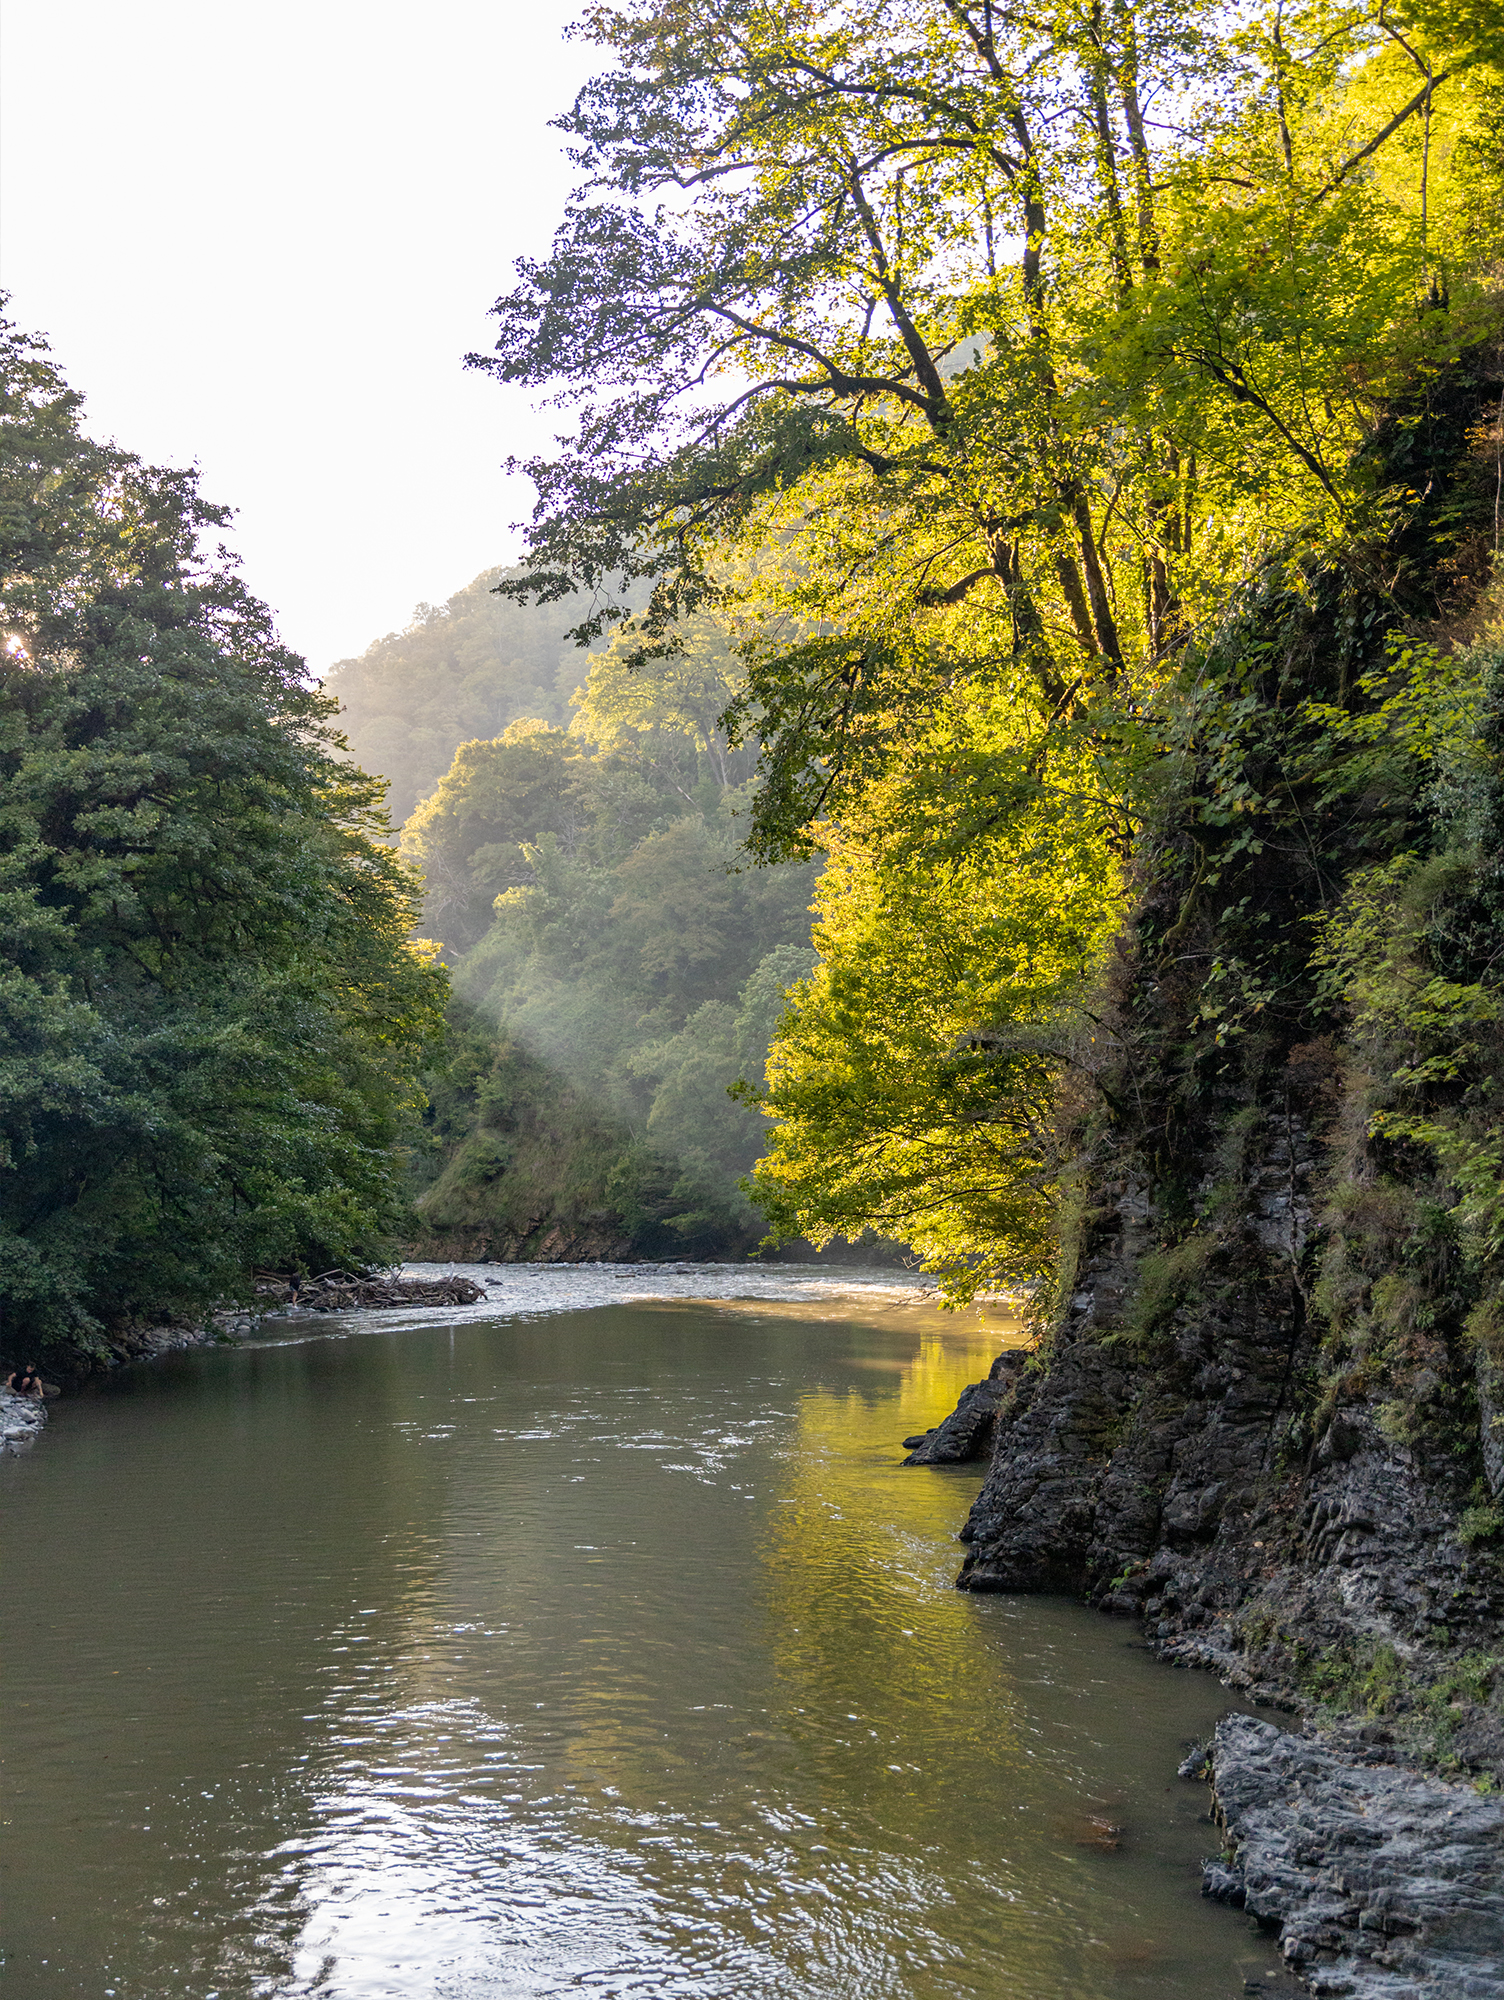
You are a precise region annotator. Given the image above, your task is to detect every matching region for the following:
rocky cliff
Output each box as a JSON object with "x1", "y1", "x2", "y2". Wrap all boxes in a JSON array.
[
  {"x1": 921, "y1": 349, "x2": 1504, "y2": 1990},
  {"x1": 957, "y1": 1115, "x2": 1503, "y2": 1764}
]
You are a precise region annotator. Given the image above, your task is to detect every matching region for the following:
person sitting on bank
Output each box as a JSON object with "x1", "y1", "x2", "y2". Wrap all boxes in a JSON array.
[{"x1": 6, "y1": 1363, "x2": 44, "y2": 1399}]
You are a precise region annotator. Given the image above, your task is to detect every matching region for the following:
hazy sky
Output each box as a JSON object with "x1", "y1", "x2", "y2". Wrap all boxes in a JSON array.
[{"x1": 1, "y1": 0, "x2": 597, "y2": 673}]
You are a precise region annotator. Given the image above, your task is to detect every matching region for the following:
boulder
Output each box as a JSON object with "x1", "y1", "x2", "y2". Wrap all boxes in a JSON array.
[
  {"x1": 904, "y1": 1350, "x2": 1027, "y2": 1464},
  {"x1": 1204, "y1": 1712, "x2": 1504, "y2": 1998}
]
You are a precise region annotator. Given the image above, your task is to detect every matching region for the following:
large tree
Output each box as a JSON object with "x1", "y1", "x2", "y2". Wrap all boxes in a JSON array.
[
  {"x1": 474, "y1": 0, "x2": 1503, "y2": 1283},
  {"x1": 476, "y1": 0, "x2": 1500, "y2": 696},
  {"x1": 0, "y1": 316, "x2": 446, "y2": 1360}
]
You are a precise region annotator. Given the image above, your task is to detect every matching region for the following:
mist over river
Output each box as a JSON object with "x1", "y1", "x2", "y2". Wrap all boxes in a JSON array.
[{"x1": 1, "y1": 1267, "x2": 1288, "y2": 1997}]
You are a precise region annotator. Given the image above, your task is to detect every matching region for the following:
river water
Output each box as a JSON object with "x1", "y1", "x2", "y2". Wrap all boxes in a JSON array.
[{"x1": 1, "y1": 1265, "x2": 1288, "y2": 1998}]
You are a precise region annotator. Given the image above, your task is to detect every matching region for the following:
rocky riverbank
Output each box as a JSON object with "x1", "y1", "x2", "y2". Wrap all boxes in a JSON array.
[
  {"x1": 16, "y1": 1273, "x2": 488, "y2": 1390},
  {"x1": 910, "y1": 1200, "x2": 1504, "y2": 1994},
  {"x1": 901, "y1": 1350, "x2": 1027, "y2": 1464},
  {"x1": 903, "y1": 397, "x2": 1504, "y2": 1985},
  {"x1": 36, "y1": 1312, "x2": 254, "y2": 1388},
  {"x1": 1198, "y1": 1713, "x2": 1504, "y2": 1998},
  {"x1": 1, "y1": 1386, "x2": 47, "y2": 1454},
  {"x1": 944, "y1": 1149, "x2": 1504, "y2": 1781}
]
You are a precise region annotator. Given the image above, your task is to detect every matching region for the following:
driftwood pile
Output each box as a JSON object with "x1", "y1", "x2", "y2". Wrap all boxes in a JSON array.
[{"x1": 255, "y1": 1270, "x2": 486, "y2": 1311}]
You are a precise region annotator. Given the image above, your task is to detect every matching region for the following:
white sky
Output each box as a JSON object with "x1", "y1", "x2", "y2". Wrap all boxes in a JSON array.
[{"x1": 0, "y1": 0, "x2": 596, "y2": 673}]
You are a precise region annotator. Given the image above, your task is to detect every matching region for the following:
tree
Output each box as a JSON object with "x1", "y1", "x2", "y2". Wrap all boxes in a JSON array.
[
  {"x1": 475, "y1": 0, "x2": 1501, "y2": 706},
  {"x1": 0, "y1": 314, "x2": 446, "y2": 1360},
  {"x1": 747, "y1": 781, "x2": 1121, "y2": 1297},
  {"x1": 400, "y1": 719, "x2": 593, "y2": 947},
  {"x1": 472, "y1": 0, "x2": 1503, "y2": 1286},
  {"x1": 325, "y1": 565, "x2": 610, "y2": 827},
  {"x1": 404, "y1": 702, "x2": 821, "y2": 1252},
  {"x1": 572, "y1": 609, "x2": 754, "y2": 790}
]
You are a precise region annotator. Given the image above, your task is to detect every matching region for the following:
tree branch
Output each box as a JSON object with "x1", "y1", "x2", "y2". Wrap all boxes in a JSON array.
[{"x1": 1316, "y1": 70, "x2": 1453, "y2": 199}]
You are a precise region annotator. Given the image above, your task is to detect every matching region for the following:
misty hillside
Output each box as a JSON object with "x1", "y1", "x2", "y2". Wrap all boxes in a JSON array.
[
  {"x1": 324, "y1": 567, "x2": 602, "y2": 826},
  {"x1": 327, "y1": 590, "x2": 826, "y2": 1260}
]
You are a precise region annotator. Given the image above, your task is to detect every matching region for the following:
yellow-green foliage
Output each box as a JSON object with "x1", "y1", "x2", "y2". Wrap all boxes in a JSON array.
[
  {"x1": 483, "y1": 0, "x2": 1504, "y2": 1302},
  {"x1": 1120, "y1": 1234, "x2": 1220, "y2": 1350},
  {"x1": 571, "y1": 612, "x2": 748, "y2": 791},
  {"x1": 749, "y1": 768, "x2": 1122, "y2": 1299},
  {"x1": 1312, "y1": 633, "x2": 1504, "y2": 1272}
]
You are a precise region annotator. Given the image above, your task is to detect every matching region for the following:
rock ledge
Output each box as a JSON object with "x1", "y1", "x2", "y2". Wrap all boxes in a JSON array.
[
  {"x1": 903, "y1": 1351, "x2": 1027, "y2": 1464},
  {"x1": 1206, "y1": 1712, "x2": 1504, "y2": 1997}
]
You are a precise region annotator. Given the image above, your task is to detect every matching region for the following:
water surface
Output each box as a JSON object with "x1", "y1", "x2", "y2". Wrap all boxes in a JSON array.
[{"x1": 1, "y1": 1267, "x2": 1288, "y2": 1997}]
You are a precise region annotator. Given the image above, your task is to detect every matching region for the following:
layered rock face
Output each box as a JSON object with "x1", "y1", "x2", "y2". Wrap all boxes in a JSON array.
[
  {"x1": 937, "y1": 406, "x2": 1504, "y2": 1986},
  {"x1": 953, "y1": 389, "x2": 1504, "y2": 1748},
  {"x1": 942, "y1": 1047, "x2": 1504, "y2": 1992},
  {"x1": 955, "y1": 1112, "x2": 1504, "y2": 1760},
  {"x1": 410, "y1": 1222, "x2": 637, "y2": 1264},
  {"x1": 903, "y1": 1350, "x2": 1026, "y2": 1464},
  {"x1": 1203, "y1": 1714, "x2": 1504, "y2": 1999}
]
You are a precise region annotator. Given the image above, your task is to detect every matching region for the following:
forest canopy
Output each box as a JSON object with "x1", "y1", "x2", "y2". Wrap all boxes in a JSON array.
[
  {"x1": 0, "y1": 315, "x2": 446, "y2": 1359},
  {"x1": 309, "y1": 528, "x2": 813, "y2": 1262},
  {"x1": 473, "y1": 0, "x2": 1504, "y2": 1295},
  {"x1": 398, "y1": 659, "x2": 818, "y2": 1256}
]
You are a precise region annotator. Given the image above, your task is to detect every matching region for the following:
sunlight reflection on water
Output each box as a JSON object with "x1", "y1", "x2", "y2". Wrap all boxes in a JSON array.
[{"x1": 0, "y1": 1274, "x2": 1290, "y2": 1999}]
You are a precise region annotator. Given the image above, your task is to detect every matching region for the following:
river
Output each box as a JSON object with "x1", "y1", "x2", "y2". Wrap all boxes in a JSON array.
[{"x1": 1, "y1": 1265, "x2": 1288, "y2": 1997}]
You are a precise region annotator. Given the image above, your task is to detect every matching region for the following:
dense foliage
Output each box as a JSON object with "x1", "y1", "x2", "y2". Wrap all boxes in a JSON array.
[
  {"x1": 748, "y1": 763, "x2": 1120, "y2": 1294},
  {"x1": 477, "y1": 0, "x2": 1504, "y2": 1292},
  {"x1": 401, "y1": 674, "x2": 817, "y2": 1254},
  {"x1": 397, "y1": 616, "x2": 757, "y2": 949},
  {"x1": 1305, "y1": 609, "x2": 1504, "y2": 1509},
  {"x1": 0, "y1": 318, "x2": 446, "y2": 1363}
]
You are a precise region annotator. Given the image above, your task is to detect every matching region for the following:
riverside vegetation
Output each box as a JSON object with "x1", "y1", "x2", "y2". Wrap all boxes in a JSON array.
[
  {"x1": 0, "y1": 342, "x2": 829, "y2": 1368},
  {"x1": 0, "y1": 329, "x2": 829, "y2": 1373},
  {"x1": 333, "y1": 600, "x2": 824, "y2": 1260},
  {"x1": 0, "y1": 314, "x2": 446, "y2": 1373}
]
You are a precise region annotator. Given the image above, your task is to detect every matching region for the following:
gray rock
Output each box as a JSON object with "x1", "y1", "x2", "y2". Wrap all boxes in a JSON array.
[
  {"x1": 1209, "y1": 1712, "x2": 1504, "y2": 1998},
  {"x1": 0, "y1": 1387, "x2": 47, "y2": 1454},
  {"x1": 1202, "y1": 1858, "x2": 1247, "y2": 1905},
  {"x1": 950, "y1": 1111, "x2": 1504, "y2": 1706},
  {"x1": 1179, "y1": 1740, "x2": 1212, "y2": 1779},
  {"x1": 904, "y1": 1351, "x2": 1027, "y2": 1464}
]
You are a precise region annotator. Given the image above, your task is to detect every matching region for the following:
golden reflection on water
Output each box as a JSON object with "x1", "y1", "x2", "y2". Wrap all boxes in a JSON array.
[
  {"x1": 701, "y1": 1291, "x2": 1024, "y2": 1344},
  {"x1": 0, "y1": 1296, "x2": 1289, "y2": 2000}
]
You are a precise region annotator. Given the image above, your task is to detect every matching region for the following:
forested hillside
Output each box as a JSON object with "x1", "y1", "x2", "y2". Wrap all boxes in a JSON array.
[
  {"x1": 323, "y1": 567, "x2": 600, "y2": 826},
  {"x1": 470, "y1": 0, "x2": 1504, "y2": 1808},
  {"x1": 398, "y1": 636, "x2": 820, "y2": 1258},
  {"x1": 0, "y1": 316, "x2": 445, "y2": 1370},
  {"x1": 319, "y1": 534, "x2": 830, "y2": 1259}
]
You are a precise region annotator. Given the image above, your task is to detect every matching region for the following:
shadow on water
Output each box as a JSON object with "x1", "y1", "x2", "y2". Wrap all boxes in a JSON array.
[{"x1": 0, "y1": 1279, "x2": 1293, "y2": 1998}]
